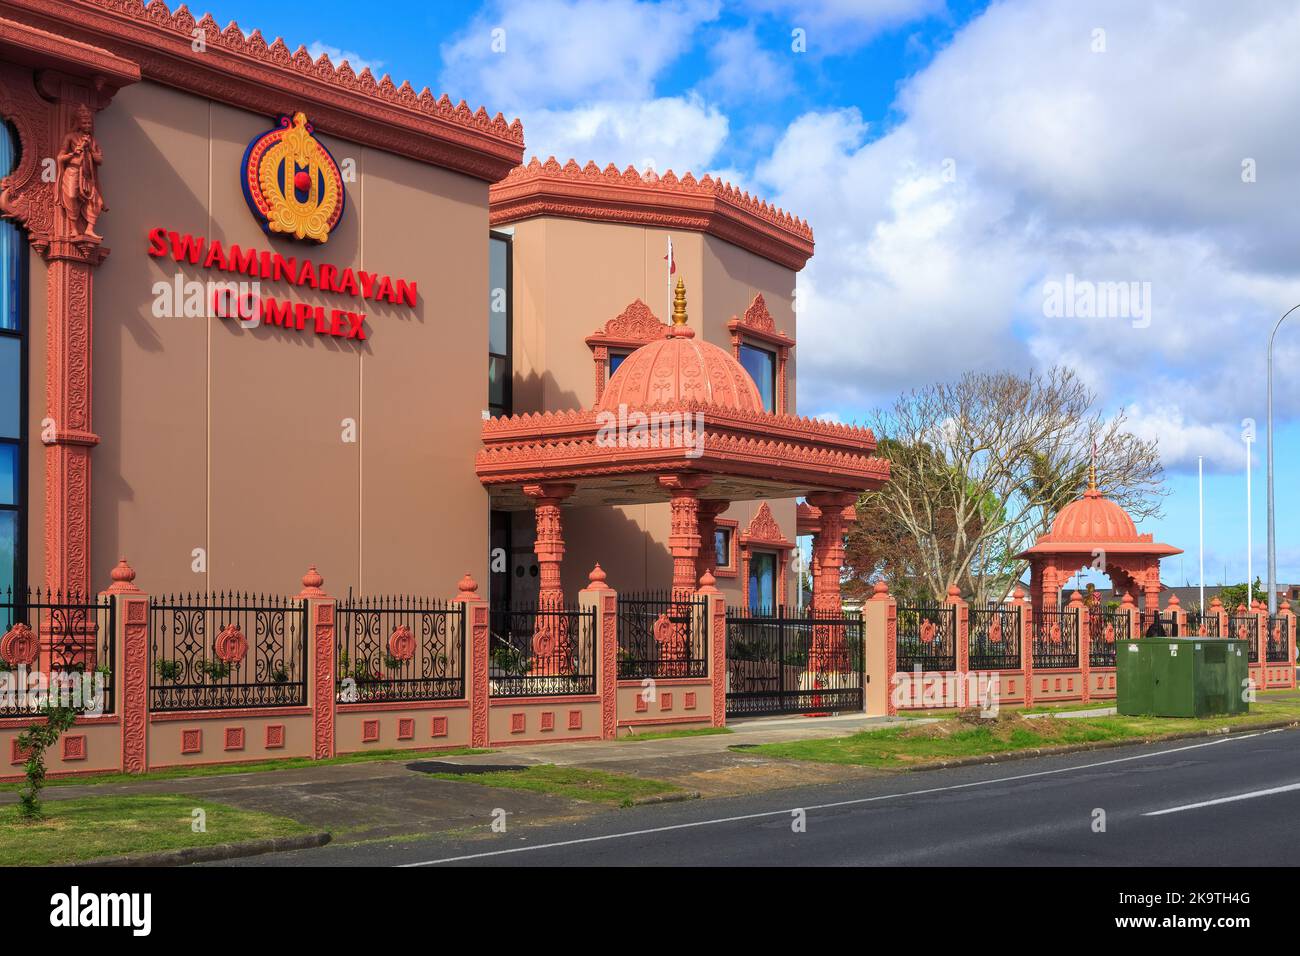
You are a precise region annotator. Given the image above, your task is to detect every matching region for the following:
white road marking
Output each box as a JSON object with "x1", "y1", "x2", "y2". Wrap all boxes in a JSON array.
[
  {"x1": 1143, "y1": 781, "x2": 1300, "y2": 816},
  {"x1": 400, "y1": 732, "x2": 1267, "y2": 866}
]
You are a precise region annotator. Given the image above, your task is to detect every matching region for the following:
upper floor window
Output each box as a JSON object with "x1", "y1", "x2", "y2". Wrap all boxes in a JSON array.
[
  {"x1": 488, "y1": 232, "x2": 512, "y2": 418},
  {"x1": 0, "y1": 121, "x2": 25, "y2": 599},
  {"x1": 608, "y1": 348, "x2": 631, "y2": 378},
  {"x1": 739, "y1": 342, "x2": 776, "y2": 413}
]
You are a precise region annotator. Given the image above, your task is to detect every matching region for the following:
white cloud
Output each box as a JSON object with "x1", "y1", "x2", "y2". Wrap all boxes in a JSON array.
[
  {"x1": 754, "y1": 0, "x2": 1300, "y2": 473},
  {"x1": 522, "y1": 95, "x2": 729, "y2": 174},
  {"x1": 741, "y1": 0, "x2": 947, "y2": 52},
  {"x1": 440, "y1": 0, "x2": 720, "y2": 111},
  {"x1": 306, "y1": 42, "x2": 383, "y2": 75},
  {"x1": 701, "y1": 27, "x2": 793, "y2": 102},
  {"x1": 1123, "y1": 404, "x2": 1244, "y2": 472}
]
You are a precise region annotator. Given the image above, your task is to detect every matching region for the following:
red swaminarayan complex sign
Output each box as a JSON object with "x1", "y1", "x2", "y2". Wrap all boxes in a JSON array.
[{"x1": 147, "y1": 227, "x2": 419, "y2": 340}]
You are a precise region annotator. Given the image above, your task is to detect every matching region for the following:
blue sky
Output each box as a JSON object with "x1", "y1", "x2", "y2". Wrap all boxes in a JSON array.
[{"x1": 204, "y1": 0, "x2": 1300, "y2": 588}]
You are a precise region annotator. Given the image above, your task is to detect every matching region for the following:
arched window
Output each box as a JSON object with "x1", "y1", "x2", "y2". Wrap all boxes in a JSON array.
[{"x1": 0, "y1": 121, "x2": 25, "y2": 599}]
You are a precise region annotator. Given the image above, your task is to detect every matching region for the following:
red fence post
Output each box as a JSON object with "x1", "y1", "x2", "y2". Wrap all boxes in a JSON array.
[
  {"x1": 1020, "y1": 591, "x2": 1034, "y2": 708},
  {"x1": 298, "y1": 566, "x2": 335, "y2": 761},
  {"x1": 1284, "y1": 600, "x2": 1297, "y2": 689},
  {"x1": 863, "y1": 581, "x2": 897, "y2": 716},
  {"x1": 1209, "y1": 596, "x2": 1226, "y2": 638},
  {"x1": 102, "y1": 558, "x2": 148, "y2": 774},
  {"x1": 1071, "y1": 591, "x2": 1090, "y2": 705},
  {"x1": 582, "y1": 565, "x2": 618, "y2": 740},
  {"x1": 696, "y1": 571, "x2": 727, "y2": 727},
  {"x1": 452, "y1": 573, "x2": 489, "y2": 748},
  {"x1": 948, "y1": 585, "x2": 968, "y2": 708}
]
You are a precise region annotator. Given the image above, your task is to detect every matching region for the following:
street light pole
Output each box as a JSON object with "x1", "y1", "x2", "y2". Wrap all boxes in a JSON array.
[{"x1": 1267, "y1": 304, "x2": 1300, "y2": 615}]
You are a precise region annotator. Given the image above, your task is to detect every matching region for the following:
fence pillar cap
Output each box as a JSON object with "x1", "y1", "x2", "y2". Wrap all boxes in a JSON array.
[
  {"x1": 1168, "y1": 593, "x2": 1180, "y2": 608},
  {"x1": 870, "y1": 580, "x2": 890, "y2": 601},
  {"x1": 696, "y1": 570, "x2": 719, "y2": 595},
  {"x1": 1068, "y1": 590, "x2": 1085, "y2": 607},
  {"x1": 1283, "y1": 599, "x2": 1292, "y2": 613},
  {"x1": 1120, "y1": 592, "x2": 1136, "y2": 608},
  {"x1": 1011, "y1": 586, "x2": 1025, "y2": 603},
  {"x1": 585, "y1": 563, "x2": 611, "y2": 591},
  {"x1": 103, "y1": 557, "x2": 142, "y2": 595},
  {"x1": 1210, "y1": 596, "x2": 1223, "y2": 610},
  {"x1": 946, "y1": 584, "x2": 961, "y2": 600},
  {"x1": 298, "y1": 565, "x2": 327, "y2": 599},
  {"x1": 452, "y1": 572, "x2": 482, "y2": 603}
]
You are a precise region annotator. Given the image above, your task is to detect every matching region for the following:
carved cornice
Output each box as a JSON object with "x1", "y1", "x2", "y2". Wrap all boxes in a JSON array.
[
  {"x1": 0, "y1": 0, "x2": 525, "y2": 182},
  {"x1": 490, "y1": 157, "x2": 815, "y2": 270},
  {"x1": 739, "y1": 502, "x2": 793, "y2": 551},
  {"x1": 728, "y1": 293, "x2": 794, "y2": 349},
  {"x1": 584, "y1": 298, "x2": 670, "y2": 349}
]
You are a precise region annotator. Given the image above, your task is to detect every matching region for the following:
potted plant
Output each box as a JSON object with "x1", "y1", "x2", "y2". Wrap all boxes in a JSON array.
[{"x1": 154, "y1": 659, "x2": 182, "y2": 682}]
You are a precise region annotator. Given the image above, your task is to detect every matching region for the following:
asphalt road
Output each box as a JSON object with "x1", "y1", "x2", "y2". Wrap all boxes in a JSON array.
[{"x1": 222, "y1": 727, "x2": 1300, "y2": 866}]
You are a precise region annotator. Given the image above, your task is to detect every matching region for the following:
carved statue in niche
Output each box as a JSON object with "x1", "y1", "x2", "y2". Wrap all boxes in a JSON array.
[{"x1": 56, "y1": 104, "x2": 105, "y2": 241}]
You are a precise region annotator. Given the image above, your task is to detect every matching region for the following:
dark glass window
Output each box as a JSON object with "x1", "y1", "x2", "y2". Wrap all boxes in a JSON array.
[
  {"x1": 488, "y1": 232, "x2": 512, "y2": 418},
  {"x1": 0, "y1": 121, "x2": 24, "y2": 599},
  {"x1": 739, "y1": 342, "x2": 776, "y2": 412},
  {"x1": 608, "y1": 349, "x2": 630, "y2": 378},
  {"x1": 714, "y1": 527, "x2": 731, "y2": 569},
  {"x1": 749, "y1": 551, "x2": 777, "y2": 613}
]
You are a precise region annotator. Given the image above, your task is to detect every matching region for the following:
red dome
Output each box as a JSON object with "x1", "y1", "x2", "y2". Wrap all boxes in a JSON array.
[
  {"x1": 1048, "y1": 487, "x2": 1139, "y2": 541},
  {"x1": 595, "y1": 278, "x2": 764, "y2": 414}
]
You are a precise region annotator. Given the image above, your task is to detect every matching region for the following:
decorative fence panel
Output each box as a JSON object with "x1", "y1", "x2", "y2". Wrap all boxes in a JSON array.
[
  {"x1": 616, "y1": 592, "x2": 707, "y2": 679},
  {"x1": 1139, "y1": 610, "x2": 1179, "y2": 637},
  {"x1": 725, "y1": 606, "x2": 864, "y2": 718},
  {"x1": 896, "y1": 603, "x2": 956, "y2": 672},
  {"x1": 1185, "y1": 611, "x2": 1221, "y2": 638},
  {"x1": 967, "y1": 605, "x2": 1020, "y2": 671},
  {"x1": 488, "y1": 603, "x2": 596, "y2": 697},
  {"x1": 1267, "y1": 615, "x2": 1292, "y2": 663},
  {"x1": 337, "y1": 595, "x2": 465, "y2": 703},
  {"x1": 1228, "y1": 614, "x2": 1258, "y2": 661},
  {"x1": 149, "y1": 593, "x2": 308, "y2": 711},
  {"x1": 0, "y1": 588, "x2": 115, "y2": 716},
  {"x1": 1032, "y1": 608, "x2": 1080, "y2": 669},
  {"x1": 1088, "y1": 610, "x2": 1126, "y2": 667}
]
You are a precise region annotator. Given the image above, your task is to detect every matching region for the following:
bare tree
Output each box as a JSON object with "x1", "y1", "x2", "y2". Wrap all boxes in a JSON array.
[{"x1": 858, "y1": 367, "x2": 1165, "y2": 605}]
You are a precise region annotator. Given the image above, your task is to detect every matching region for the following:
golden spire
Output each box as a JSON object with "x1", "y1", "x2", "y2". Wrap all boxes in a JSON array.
[
  {"x1": 672, "y1": 276, "x2": 688, "y2": 327},
  {"x1": 1088, "y1": 440, "x2": 1097, "y2": 492}
]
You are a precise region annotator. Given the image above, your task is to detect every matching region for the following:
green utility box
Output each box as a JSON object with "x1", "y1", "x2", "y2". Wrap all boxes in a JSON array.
[{"x1": 1116, "y1": 638, "x2": 1250, "y2": 717}]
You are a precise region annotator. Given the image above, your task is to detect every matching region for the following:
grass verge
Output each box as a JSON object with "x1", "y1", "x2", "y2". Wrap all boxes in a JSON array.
[
  {"x1": 0, "y1": 795, "x2": 310, "y2": 866},
  {"x1": 618, "y1": 727, "x2": 733, "y2": 742},
  {"x1": 740, "y1": 697, "x2": 1300, "y2": 769},
  {"x1": 0, "y1": 746, "x2": 493, "y2": 792},
  {"x1": 425, "y1": 764, "x2": 684, "y2": 807}
]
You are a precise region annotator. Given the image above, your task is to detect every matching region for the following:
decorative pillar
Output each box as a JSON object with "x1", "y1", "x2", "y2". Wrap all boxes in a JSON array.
[
  {"x1": 1283, "y1": 599, "x2": 1296, "y2": 690},
  {"x1": 1071, "y1": 590, "x2": 1090, "y2": 704},
  {"x1": 1120, "y1": 591, "x2": 1138, "y2": 639},
  {"x1": 807, "y1": 493, "x2": 856, "y2": 673},
  {"x1": 1142, "y1": 562, "x2": 1162, "y2": 616},
  {"x1": 695, "y1": 499, "x2": 730, "y2": 583},
  {"x1": 948, "y1": 585, "x2": 969, "y2": 707},
  {"x1": 659, "y1": 475, "x2": 710, "y2": 601},
  {"x1": 697, "y1": 570, "x2": 727, "y2": 726},
  {"x1": 451, "y1": 573, "x2": 489, "y2": 748},
  {"x1": 1010, "y1": 586, "x2": 1030, "y2": 706},
  {"x1": 523, "y1": 482, "x2": 575, "y2": 674},
  {"x1": 1167, "y1": 593, "x2": 1184, "y2": 636},
  {"x1": 1209, "y1": 596, "x2": 1226, "y2": 638},
  {"x1": 864, "y1": 581, "x2": 897, "y2": 717},
  {"x1": 581, "y1": 565, "x2": 618, "y2": 740},
  {"x1": 298, "y1": 566, "x2": 335, "y2": 760},
  {"x1": 101, "y1": 558, "x2": 147, "y2": 774}
]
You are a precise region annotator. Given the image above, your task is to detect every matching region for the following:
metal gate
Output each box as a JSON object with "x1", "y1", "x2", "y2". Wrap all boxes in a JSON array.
[{"x1": 725, "y1": 607, "x2": 863, "y2": 718}]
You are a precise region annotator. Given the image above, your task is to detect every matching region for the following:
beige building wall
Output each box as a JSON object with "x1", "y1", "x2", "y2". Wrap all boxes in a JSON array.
[
  {"x1": 504, "y1": 216, "x2": 804, "y2": 606},
  {"x1": 45, "y1": 80, "x2": 491, "y2": 596}
]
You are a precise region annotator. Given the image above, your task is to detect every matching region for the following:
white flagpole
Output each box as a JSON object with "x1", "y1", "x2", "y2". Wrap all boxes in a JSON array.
[
  {"x1": 1198, "y1": 456, "x2": 1204, "y2": 612},
  {"x1": 1247, "y1": 435, "x2": 1253, "y2": 607}
]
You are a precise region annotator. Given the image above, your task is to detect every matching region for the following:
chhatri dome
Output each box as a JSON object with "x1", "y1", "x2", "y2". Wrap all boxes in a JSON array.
[
  {"x1": 596, "y1": 277, "x2": 764, "y2": 413},
  {"x1": 1044, "y1": 485, "x2": 1140, "y2": 542}
]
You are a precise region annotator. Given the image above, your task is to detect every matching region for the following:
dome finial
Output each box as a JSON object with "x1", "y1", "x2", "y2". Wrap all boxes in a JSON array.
[
  {"x1": 1088, "y1": 438, "x2": 1097, "y2": 492},
  {"x1": 672, "y1": 276, "x2": 688, "y2": 326}
]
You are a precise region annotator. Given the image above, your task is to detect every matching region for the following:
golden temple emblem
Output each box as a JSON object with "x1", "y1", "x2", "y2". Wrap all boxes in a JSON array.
[{"x1": 241, "y1": 112, "x2": 345, "y2": 243}]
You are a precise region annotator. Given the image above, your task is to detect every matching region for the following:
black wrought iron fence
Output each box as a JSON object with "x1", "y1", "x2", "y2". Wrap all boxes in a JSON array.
[
  {"x1": 1185, "y1": 611, "x2": 1221, "y2": 638},
  {"x1": 1140, "y1": 610, "x2": 1178, "y2": 637},
  {"x1": 336, "y1": 594, "x2": 465, "y2": 703},
  {"x1": 616, "y1": 592, "x2": 707, "y2": 679},
  {"x1": 0, "y1": 588, "x2": 115, "y2": 716},
  {"x1": 967, "y1": 605, "x2": 1020, "y2": 670},
  {"x1": 1228, "y1": 614, "x2": 1258, "y2": 661},
  {"x1": 725, "y1": 606, "x2": 864, "y2": 717},
  {"x1": 149, "y1": 593, "x2": 307, "y2": 711},
  {"x1": 1032, "y1": 608, "x2": 1080, "y2": 669},
  {"x1": 488, "y1": 603, "x2": 596, "y2": 697},
  {"x1": 1267, "y1": 615, "x2": 1292, "y2": 663},
  {"x1": 1089, "y1": 611, "x2": 1127, "y2": 667},
  {"x1": 896, "y1": 602, "x2": 956, "y2": 672}
]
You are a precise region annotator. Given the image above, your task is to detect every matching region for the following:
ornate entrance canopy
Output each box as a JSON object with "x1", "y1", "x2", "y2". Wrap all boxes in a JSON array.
[
  {"x1": 1018, "y1": 470, "x2": 1181, "y2": 613},
  {"x1": 477, "y1": 278, "x2": 888, "y2": 602}
]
